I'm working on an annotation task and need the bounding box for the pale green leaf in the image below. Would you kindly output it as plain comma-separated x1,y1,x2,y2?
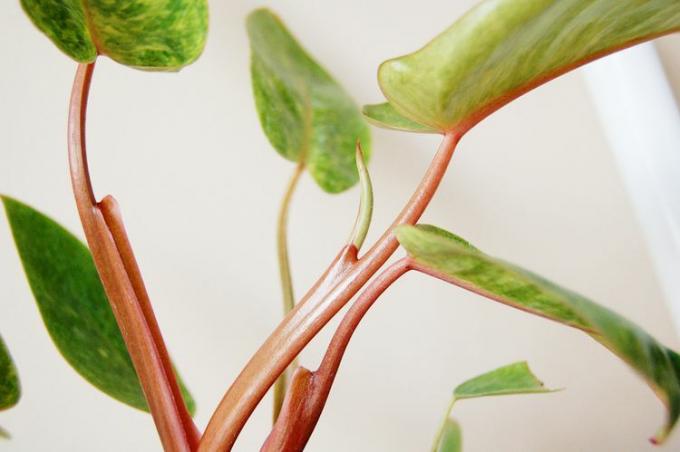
374,0,680,132
20,0,208,70
1,196,195,413
454,361,553,400
247,8,371,193
362,103,439,134
435,418,462,452
396,224,680,443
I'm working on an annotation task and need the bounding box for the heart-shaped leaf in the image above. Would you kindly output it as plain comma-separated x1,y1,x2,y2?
20,0,208,70
367,0,680,133
396,224,680,444
1,196,195,413
247,8,371,193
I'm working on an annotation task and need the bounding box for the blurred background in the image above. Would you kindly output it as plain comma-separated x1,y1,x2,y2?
1,1,680,451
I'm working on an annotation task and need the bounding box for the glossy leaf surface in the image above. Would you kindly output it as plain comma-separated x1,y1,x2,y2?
21,0,208,70
435,419,462,452
397,224,680,443
1,196,195,413
247,8,371,193
374,0,680,132
0,335,20,410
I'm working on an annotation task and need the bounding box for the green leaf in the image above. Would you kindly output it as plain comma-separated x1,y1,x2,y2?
247,8,371,193
373,0,680,133
1,196,195,413
362,103,439,134
20,0,208,70
435,418,462,452
454,361,553,400
396,224,680,444
0,335,20,411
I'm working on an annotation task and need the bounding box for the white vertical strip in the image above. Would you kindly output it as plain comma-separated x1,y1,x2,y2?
582,42,680,334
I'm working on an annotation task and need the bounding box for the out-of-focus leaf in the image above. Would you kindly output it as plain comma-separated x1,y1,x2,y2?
0,334,20,440
0,335,20,410
247,8,371,193
362,103,438,134
435,418,462,452
372,0,680,132
454,361,553,400
20,0,208,70
397,224,680,444
1,196,195,413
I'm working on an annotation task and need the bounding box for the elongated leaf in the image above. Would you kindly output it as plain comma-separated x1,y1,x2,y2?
0,335,20,410
247,8,371,193
435,419,462,452
1,196,195,413
396,224,680,443
454,361,553,400
370,0,680,133
21,0,208,70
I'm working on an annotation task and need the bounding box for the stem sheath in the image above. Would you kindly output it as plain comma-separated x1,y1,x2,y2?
68,62,196,451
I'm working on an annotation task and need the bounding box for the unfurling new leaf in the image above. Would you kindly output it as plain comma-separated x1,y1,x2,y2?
247,8,371,193
1,196,195,413
397,224,680,444
20,0,208,70
366,0,680,133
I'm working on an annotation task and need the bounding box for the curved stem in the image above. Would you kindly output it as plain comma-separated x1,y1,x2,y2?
262,259,411,452
68,62,196,451
273,161,305,422
199,132,460,452
431,396,457,452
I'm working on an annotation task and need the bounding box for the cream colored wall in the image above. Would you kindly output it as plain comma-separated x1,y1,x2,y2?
1,2,679,451
658,35,680,98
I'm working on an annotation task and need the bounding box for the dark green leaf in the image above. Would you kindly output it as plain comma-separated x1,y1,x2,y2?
20,0,208,70
0,335,20,411
1,196,195,413
372,0,680,132
247,8,371,193
454,361,553,400
435,418,462,452
396,224,680,443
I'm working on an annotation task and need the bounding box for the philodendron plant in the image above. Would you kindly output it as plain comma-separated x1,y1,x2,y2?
2,0,680,450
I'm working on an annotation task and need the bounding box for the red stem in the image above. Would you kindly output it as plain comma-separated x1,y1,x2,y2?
68,62,197,451
261,259,411,452
199,133,460,451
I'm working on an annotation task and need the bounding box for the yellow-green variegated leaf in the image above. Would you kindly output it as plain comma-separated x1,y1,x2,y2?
373,0,680,133
21,0,208,70
396,224,680,444
247,8,371,193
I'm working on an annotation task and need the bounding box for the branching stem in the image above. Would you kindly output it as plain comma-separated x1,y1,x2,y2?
199,132,460,451
68,62,197,451
262,258,412,451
